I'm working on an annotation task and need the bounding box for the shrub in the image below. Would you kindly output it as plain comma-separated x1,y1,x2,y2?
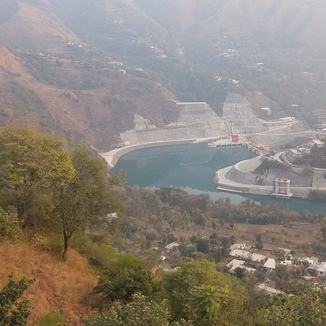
0,208,23,242
0,273,35,326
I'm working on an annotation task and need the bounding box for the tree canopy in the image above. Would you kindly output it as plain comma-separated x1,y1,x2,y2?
255,288,326,326
93,254,153,303
0,207,23,242
0,126,75,227
55,145,124,261
83,293,191,326
162,260,248,325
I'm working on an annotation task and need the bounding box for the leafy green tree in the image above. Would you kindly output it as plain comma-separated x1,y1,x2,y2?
93,254,153,303
255,234,263,250
162,260,248,324
83,293,191,326
255,288,326,326
196,238,210,254
234,267,246,279
0,126,75,227
55,145,123,261
321,226,326,243
179,243,196,258
189,284,231,326
0,207,23,241
0,273,35,326
275,265,292,282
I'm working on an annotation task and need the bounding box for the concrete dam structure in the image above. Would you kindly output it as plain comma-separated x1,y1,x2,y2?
102,93,326,199
223,93,267,134
119,102,228,146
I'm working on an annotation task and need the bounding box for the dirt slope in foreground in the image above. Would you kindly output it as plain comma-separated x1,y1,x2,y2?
0,241,97,325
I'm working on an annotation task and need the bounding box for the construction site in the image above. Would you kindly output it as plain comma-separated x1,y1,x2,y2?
102,92,326,199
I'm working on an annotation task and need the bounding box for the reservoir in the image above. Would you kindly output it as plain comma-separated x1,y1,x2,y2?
111,143,326,213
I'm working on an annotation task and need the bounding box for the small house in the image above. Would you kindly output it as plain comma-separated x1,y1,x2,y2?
312,139,324,148
317,262,326,278
164,242,179,253
226,259,256,274
264,258,276,271
255,283,282,296
229,249,266,263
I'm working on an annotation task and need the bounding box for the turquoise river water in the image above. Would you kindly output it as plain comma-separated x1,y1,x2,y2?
111,143,326,213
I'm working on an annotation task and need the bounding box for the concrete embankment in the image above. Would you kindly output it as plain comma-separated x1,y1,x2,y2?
101,138,217,168
214,164,273,196
214,156,325,198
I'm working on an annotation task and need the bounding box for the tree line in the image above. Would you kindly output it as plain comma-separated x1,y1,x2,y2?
1,126,326,325
0,126,123,261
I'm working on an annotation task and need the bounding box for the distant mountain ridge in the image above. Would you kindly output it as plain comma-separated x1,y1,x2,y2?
1,0,326,149
135,0,326,48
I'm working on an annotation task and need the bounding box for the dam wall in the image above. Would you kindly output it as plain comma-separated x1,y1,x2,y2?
101,139,197,168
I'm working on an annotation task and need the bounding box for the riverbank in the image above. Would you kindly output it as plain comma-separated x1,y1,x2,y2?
101,137,220,168
102,138,326,201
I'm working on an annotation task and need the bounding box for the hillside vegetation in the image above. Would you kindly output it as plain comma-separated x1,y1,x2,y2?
2,1,326,149
1,127,326,325
0,241,97,324
0,1,178,150
3,1,326,325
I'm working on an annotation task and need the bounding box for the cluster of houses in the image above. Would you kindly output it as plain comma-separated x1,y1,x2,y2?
159,241,326,295
286,139,324,162
226,243,326,294
228,243,326,274
227,243,276,274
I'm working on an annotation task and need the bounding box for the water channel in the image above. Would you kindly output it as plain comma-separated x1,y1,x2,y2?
111,143,326,213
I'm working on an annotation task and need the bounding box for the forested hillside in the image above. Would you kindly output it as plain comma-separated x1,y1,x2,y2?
0,1,179,150
1,1,326,149
1,127,326,325
1,126,326,325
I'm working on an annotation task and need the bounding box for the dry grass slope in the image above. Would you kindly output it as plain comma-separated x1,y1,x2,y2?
0,241,98,325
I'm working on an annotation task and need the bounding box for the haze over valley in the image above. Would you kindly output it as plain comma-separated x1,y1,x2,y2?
3,2,326,325
1,0,326,150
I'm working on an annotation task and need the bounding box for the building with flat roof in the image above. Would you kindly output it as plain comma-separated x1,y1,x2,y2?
226,259,256,273
229,249,266,262
264,258,276,271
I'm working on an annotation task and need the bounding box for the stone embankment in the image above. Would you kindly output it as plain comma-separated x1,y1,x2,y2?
214,154,326,199
214,157,274,197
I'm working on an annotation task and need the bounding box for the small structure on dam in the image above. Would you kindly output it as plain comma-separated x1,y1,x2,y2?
272,178,293,199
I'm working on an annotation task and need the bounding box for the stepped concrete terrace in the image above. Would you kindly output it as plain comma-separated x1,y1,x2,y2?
119,102,228,146
223,93,267,134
